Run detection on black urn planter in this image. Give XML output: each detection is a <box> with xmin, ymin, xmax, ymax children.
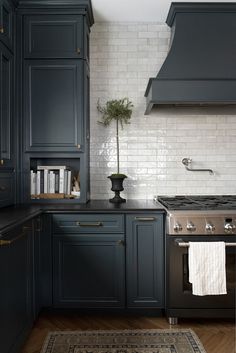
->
<box><xmin>108</xmin><ymin>174</ymin><xmax>127</xmax><ymax>203</ymax></box>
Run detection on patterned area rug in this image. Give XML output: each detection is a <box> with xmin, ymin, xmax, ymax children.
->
<box><xmin>40</xmin><ymin>329</ymin><xmax>207</xmax><ymax>353</ymax></box>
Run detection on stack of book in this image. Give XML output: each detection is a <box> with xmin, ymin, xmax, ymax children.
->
<box><xmin>31</xmin><ymin>166</ymin><xmax>72</xmax><ymax>198</ymax></box>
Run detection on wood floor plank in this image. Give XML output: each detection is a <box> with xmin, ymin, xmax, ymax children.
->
<box><xmin>21</xmin><ymin>312</ymin><xmax>236</xmax><ymax>353</ymax></box>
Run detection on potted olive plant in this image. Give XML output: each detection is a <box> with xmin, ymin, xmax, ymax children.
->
<box><xmin>97</xmin><ymin>98</ymin><xmax>133</xmax><ymax>203</ymax></box>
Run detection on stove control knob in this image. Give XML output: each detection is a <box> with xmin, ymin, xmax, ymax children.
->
<box><xmin>186</xmin><ymin>222</ymin><xmax>196</xmax><ymax>232</ymax></box>
<box><xmin>174</xmin><ymin>223</ymin><xmax>182</xmax><ymax>233</ymax></box>
<box><xmin>205</xmin><ymin>223</ymin><xmax>215</xmax><ymax>233</ymax></box>
<box><xmin>224</xmin><ymin>222</ymin><xmax>236</xmax><ymax>234</ymax></box>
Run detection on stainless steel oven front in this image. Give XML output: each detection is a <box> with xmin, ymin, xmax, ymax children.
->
<box><xmin>166</xmin><ymin>234</ymin><xmax>236</xmax><ymax>324</ymax></box>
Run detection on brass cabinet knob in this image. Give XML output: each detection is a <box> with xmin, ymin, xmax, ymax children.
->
<box><xmin>77</xmin><ymin>48</ymin><xmax>81</xmax><ymax>54</ymax></box>
<box><xmin>0</xmin><ymin>186</ymin><xmax>6</xmax><ymax>192</ymax></box>
<box><xmin>0</xmin><ymin>28</ymin><xmax>4</xmax><ymax>34</ymax></box>
<box><xmin>0</xmin><ymin>159</ymin><xmax>4</xmax><ymax>165</ymax></box>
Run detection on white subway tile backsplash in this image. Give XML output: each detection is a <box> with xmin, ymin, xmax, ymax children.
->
<box><xmin>90</xmin><ymin>22</ymin><xmax>236</xmax><ymax>199</ymax></box>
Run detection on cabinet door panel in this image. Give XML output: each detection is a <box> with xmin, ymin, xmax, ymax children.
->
<box><xmin>126</xmin><ymin>214</ymin><xmax>164</xmax><ymax>308</ymax></box>
<box><xmin>53</xmin><ymin>235</ymin><xmax>125</xmax><ymax>308</ymax></box>
<box><xmin>24</xmin><ymin>15</ymin><xmax>83</xmax><ymax>59</ymax></box>
<box><xmin>0</xmin><ymin>0</ymin><xmax>13</xmax><ymax>51</ymax></box>
<box><xmin>0</xmin><ymin>42</ymin><xmax>13</xmax><ymax>168</ymax></box>
<box><xmin>0</xmin><ymin>223</ymin><xmax>33</xmax><ymax>353</ymax></box>
<box><xmin>24</xmin><ymin>60</ymin><xmax>83</xmax><ymax>152</ymax></box>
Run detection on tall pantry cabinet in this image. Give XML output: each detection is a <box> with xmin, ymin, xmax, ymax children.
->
<box><xmin>0</xmin><ymin>0</ymin><xmax>16</xmax><ymax>208</ymax></box>
<box><xmin>17</xmin><ymin>0</ymin><xmax>94</xmax><ymax>204</ymax></box>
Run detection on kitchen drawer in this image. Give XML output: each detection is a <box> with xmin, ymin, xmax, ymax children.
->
<box><xmin>53</xmin><ymin>214</ymin><xmax>124</xmax><ymax>234</ymax></box>
<box><xmin>0</xmin><ymin>172</ymin><xmax>14</xmax><ymax>207</ymax></box>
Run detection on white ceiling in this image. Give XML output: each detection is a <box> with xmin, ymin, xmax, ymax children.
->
<box><xmin>92</xmin><ymin>0</ymin><xmax>236</xmax><ymax>23</ymax></box>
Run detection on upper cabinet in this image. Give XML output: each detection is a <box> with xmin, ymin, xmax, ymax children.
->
<box><xmin>24</xmin><ymin>15</ymin><xmax>86</xmax><ymax>59</ymax></box>
<box><xmin>0</xmin><ymin>0</ymin><xmax>14</xmax><ymax>51</ymax></box>
<box><xmin>23</xmin><ymin>59</ymin><xmax>84</xmax><ymax>153</ymax></box>
<box><xmin>0</xmin><ymin>41</ymin><xmax>14</xmax><ymax>167</ymax></box>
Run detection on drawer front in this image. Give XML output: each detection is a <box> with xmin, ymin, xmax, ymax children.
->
<box><xmin>0</xmin><ymin>172</ymin><xmax>14</xmax><ymax>207</ymax></box>
<box><xmin>24</xmin><ymin>15</ymin><xmax>83</xmax><ymax>59</ymax></box>
<box><xmin>53</xmin><ymin>214</ymin><xmax>124</xmax><ymax>234</ymax></box>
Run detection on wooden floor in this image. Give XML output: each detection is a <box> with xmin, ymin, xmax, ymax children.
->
<box><xmin>21</xmin><ymin>311</ymin><xmax>235</xmax><ymax>353</ymax></box>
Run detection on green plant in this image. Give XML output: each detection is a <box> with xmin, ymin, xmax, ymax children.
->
<box><xmin>97</xmin><ymin>98</ymin><xmax>133</xmax><ymax>175</ymax></box>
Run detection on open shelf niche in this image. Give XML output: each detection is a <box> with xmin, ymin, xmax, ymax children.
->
<box><xmin>24</xmin><ymin>156</ymin><xmax>89</xmax><ymax>204</ymax></box>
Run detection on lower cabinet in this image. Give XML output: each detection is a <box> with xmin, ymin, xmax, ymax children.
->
<box><xmin>0</xmin><ymin>221</ymin><xmax>34</xmax><ymax>353</ymax></box>
<box><xmin>126</xmin><ymin>214</ymin><xmax>164</xmax><ymax>308</ymax></box>
<box><xmin>53</xmin><ymin>233</ymin><xmax>125</xmax><ymax>308</ymax></box>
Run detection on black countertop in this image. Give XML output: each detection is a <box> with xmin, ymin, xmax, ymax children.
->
<box><xmin>0</xmin><ymin>200</ymin><xmax>165</xmax><ymax>234</ymax></box>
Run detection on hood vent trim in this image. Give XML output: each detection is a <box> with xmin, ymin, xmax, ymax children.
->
<box><xmin>145</xmin><ymin>3</ymin><xmax>236</xmax><ymax>114</ymax></box>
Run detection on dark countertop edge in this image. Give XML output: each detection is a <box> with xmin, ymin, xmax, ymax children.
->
<box><xmin>0</xmin><ymin>200</ymin><xmax>166</xmax><ymax>235</ymax></box>
<box><xmin>0</xmin><ymin>209</ymin><xmax>42</xmax><ymax>235</ymax></box>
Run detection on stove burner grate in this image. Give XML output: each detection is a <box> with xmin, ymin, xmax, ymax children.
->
<box><xmin>157</xmin><ymin>195</ymin><xmax>236</xmax><ymax>210</ymax></box>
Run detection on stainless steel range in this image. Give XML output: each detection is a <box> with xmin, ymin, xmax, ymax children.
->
<box><xmin>157</xmin><ymin>195</ymin><xmax>236</xmax><ymax>236</ymax></box>
<box><xmin>156</xmin><ymin>195</ymin><xmax>236</xmax><ymax>324</ymax></box>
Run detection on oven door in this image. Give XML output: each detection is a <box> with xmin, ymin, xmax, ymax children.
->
<box><xmin>166</xmin><ymin>235</ymin><xmax>236</xmax><ymax>309</ymax></box>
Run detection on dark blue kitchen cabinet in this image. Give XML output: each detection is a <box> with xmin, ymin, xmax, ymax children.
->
<box><xmin>23</xmin><ymin>59</ymin><xmax>84</xmax><ymax>153</ymax></box>
<box><xmin>0</xmin><ymin>221</ymin><xmax>34</xmax><ymax>353</ymax></box>
<box><xmin>0</xmin><ymin>41</ymin><xmax>15</xmax><ymax>208</ymax></box>
<box><xmin>24</xmin><ymin>14</ymin><xmax>85</xmax><ymax>59</ymax></box>
<box><xmin>20</xmin><ymin>1</ymin><xmax>93</xmax><ymax>204</ymax></box>
<box><xmin>0</xmin><ymin>0</ymin><xmax>14</xmax><ymax>51</ymax></box>
<box><xmin>126</xmin><ymin>214</ymin><xmax>164</xmax><ymax>308</ymax></box>
<box><xmin>53</xmin><ymin>234</ymin><xmax>125</xmax><ymax>308</ymax></box>
<box><xmin>0</xmin><ymin>41</ymin><xmax>14</xmax><ymax>167</ymax></box>
<box><xmin>52</xmin><ymin>213</ymin><xmax>125</xmax><ymax>308</ymax></box>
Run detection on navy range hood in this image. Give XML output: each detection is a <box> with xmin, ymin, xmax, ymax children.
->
<box><xmin>145</xmin><ymin>2</ymin><xmax>236</xmax><ymax>114</ymax></box>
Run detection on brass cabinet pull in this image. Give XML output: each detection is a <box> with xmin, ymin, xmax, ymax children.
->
<box><xmin>77</xmin><ymin>48</ymin><xmax>80</xmax><ymax>54</ymax></box>
<box><xmin>0</xmin><ymin>186</ymin><xmax>6</xmax><ymax>191</ymax></box>
<box><xmin>77</xmin><ymin>144</ymin><xmax>81</xmax><ymax>149</ymax></box>
<box><xmin>117</xmin><ymin>240</ymin><xmax>125</xmax><ymax>246</ymax></box>
<box><xmin>135</xmin><ymin>217</ymin><xmax>156</xmax><ymax>221</ymax></box>
<box><xmin>0</xmin><ymin>227</ymin><xmax>31</xmax><ymax>246</ymax></box>
<box><xmin>0</xmin><ymin>28</ymin><xmax>4</xmax><ymax>34</ymax></box>
<box><xmin>76</xmin><ymin>222</ymin><xmax>103</xmax><ymax>227</ymax></box>
<box><xmin>0</xmin><ymin>159</ymin><xmax>4</xmax><ymax>165</ymax></box>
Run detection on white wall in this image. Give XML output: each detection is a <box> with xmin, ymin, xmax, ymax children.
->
<box><xmin>90</xmin><ymin>22</ymin><xmax>236</xmax><ymax>200</ymax></box>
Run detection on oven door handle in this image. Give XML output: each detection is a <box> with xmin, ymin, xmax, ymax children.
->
<box><xmin>175</xmin><ymin>239</ymin><xmax>236</xmax><ymax>247</ymax></box>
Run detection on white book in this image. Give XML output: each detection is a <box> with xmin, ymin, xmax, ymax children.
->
<box><xmin>67</xmin><ymin>170</ymin><xmax>72</xmax><ymax>195</ymax></box>
<box><xmin>49</xmin><ymin>171</ymin><xmax>55</xmax><ymax>193</ymax></box>
<box><xmin>36</xmin><ymin>171</ymin><xmax>41</xmax><ymax>195</ymax></box>
<box><xmin>44</xmin><ymin>169</ymin><xmax>48</xmax><ymax>193</ymax></box>
<box><xmin>59</xmin><ymin>169</ymin><xmax>64</xmax><ymax>193</ymax></box>
<box><xmin>30</xmin><ymin>171</ymin><xmax>36</xmax><ymax>195</ymax></box>
<box><xmin>38</xmin><ymin>165</ymin><xmax>67</xmax><ymax>170</ymax></box>
<box><xmin>64</xmin><ymin>170</ymin><xmax>68</xmax><ymax>194</ymax></box>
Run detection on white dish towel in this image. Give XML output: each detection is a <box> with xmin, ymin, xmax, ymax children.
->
<box><xmin>188</xmin><ymin>241</ymin><xmax>227</xmax><ymax>296</ymax></box>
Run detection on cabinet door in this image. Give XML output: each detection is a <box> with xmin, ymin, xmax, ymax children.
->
<box><xmin>24</xmin><ymin>15</ymin><xmax>83</xmax><ymax>59</ymax></box>
<box><xmin>0</xmin><ymin>0</ymin><xmax>13</xmax><ymax>51</ymax></box>
<box><xmin>24</xmin><ymin>60</ymin><xmax>84</xmax><ymax>152</ymax></box>
<box><xmin>0</xmin><ymin>222</ymin><xmax>33</xmax><ymax>353</ymax></box>
<box><xmin>0</xmin><ymin>42</ymin><xmax>13</xmax><ymax>167</ymax></box>
<box><xmin>53</xmin><ymin>234</ymin><xmax>125</xmax><ymax>308</ymax></box>
<box><xmin>126</xmin><ymin>214</ymin><xmax>164</xmax><ymax>308</ymax></box>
